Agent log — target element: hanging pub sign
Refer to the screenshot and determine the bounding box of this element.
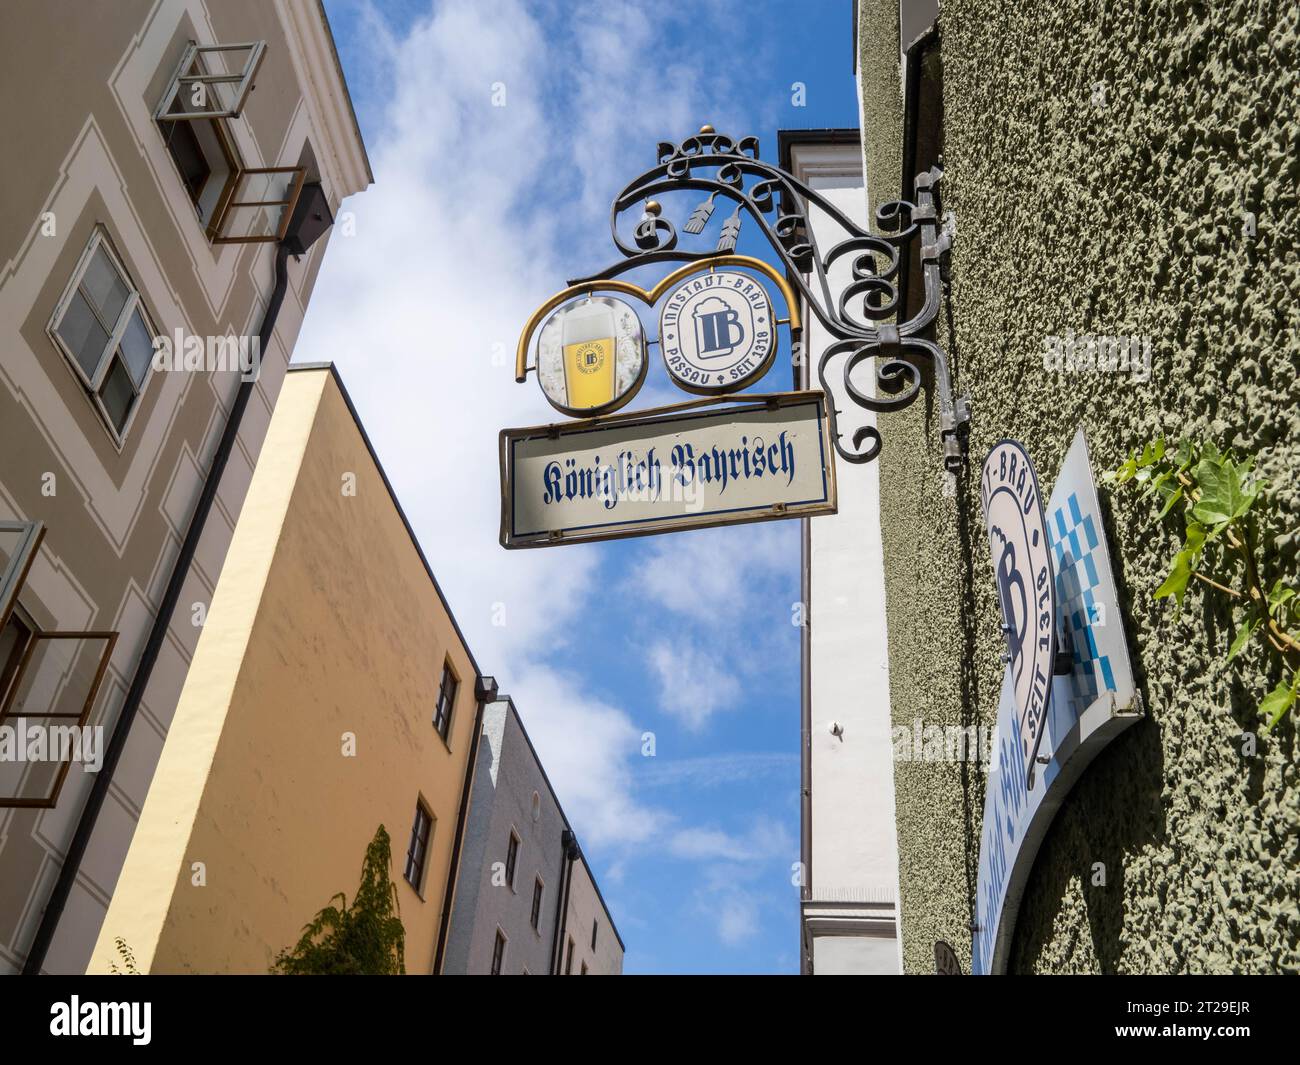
[971,428,1143,974]
[502,247,833,548]
[500,122,973,550]
[500,391,835,548]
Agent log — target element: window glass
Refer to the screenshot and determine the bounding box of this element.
[81,249,129,326]
[56,291,110,379]
[98,358,135,432]
[119,309,154,388]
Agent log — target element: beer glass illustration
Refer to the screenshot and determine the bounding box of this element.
[691,296,746,360]
[561,298,618,409]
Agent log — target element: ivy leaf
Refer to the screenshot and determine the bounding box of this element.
[1259,674,1298,735]
[1155,483,1184,520]
[1156,520,1207,610]
[1137,439,1165,468]
[1173,439,1195,472]
[1155,548,1195,606]
[1107,452,1139,484]
[1268,580,1297,623]
[1227,602,1263,661]
[1190,456,1235,528]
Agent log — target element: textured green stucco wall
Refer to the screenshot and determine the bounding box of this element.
[862,0,1300,973]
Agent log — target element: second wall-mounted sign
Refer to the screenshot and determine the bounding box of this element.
[972,428,1143,974]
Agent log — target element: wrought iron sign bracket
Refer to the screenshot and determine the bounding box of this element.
[547,126,969,483]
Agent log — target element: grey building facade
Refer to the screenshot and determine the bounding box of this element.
[442,697,623,975]
[0,0,369,974]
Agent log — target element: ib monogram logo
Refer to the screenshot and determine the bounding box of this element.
[659,270,776,395]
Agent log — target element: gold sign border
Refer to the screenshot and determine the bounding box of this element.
[499,389,836,549]
[514,254,803,385]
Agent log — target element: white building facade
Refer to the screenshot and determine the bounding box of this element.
[784,130,903,975]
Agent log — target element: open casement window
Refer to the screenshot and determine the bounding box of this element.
[0,522,118,810]
[48,231,158,443]
[155,41,305,244]
[0,522,45,634]
[156,42,265,122]
[208,166,306,244]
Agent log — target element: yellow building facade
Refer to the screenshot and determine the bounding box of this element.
[89,364,484,974]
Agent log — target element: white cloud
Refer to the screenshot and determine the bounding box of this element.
[634,522,797,729]
[630,523,794,624]
[633,751,796,790]
[296,0,754,854]
[668,815,795,864]
[646,641,742,731]
[716,893,761,947]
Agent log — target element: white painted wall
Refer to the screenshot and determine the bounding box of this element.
[792,139,902,974]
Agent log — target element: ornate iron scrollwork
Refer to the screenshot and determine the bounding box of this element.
[571,126,970,477]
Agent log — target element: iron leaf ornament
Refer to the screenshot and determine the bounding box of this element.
[570,125,971,476]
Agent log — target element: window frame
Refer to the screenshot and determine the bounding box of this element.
[433,657,459,741]
[490,927,507,976]
[403,799,434,894]
[530,875,544,932]
[0,626,118,809]
[0,521,45,634]
[158,112,241,232]
[209,166,307,245]
[504,827,520,891]
[46,229,159,447]
[155,41,267,123]
[153,41,304,245]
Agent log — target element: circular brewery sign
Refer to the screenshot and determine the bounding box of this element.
[980,440,1056,787]
[658,271,777,395]
[536,296,647,417]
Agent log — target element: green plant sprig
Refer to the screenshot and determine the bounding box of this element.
[271,824,406,975]
[1104,438,1299,734]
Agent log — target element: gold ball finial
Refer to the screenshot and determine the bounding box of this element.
[643,200,661,217]
[699,123,715,134]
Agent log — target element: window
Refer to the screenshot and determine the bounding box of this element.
[581,961,588,975]
[155,42,265,122]
[403,800,433,892]
[48,231,158,443]
[433,658,458,740]
[0,520,119,811]
[490,929,507,975]
[565,936,575,975]
[504,829,520,890]
[0,610,33,708]
[155,41,305,243]
[591,918,598,950]
[0,618,117,809]
[530,877,544,931]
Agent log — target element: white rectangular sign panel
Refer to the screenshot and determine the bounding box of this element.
[500,391,836,548]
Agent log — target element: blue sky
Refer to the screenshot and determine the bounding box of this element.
[307,0,860,974]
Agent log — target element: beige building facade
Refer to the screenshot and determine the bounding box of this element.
[90,365,490,973]
[0,0,369,973]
